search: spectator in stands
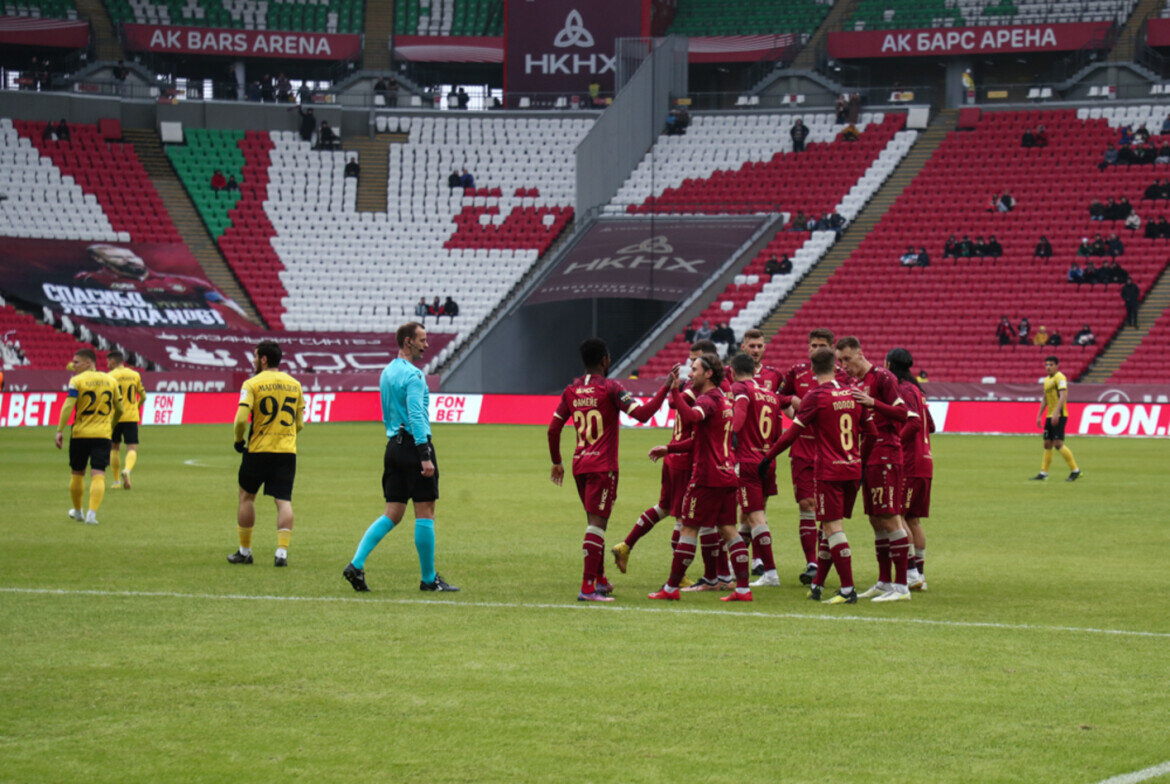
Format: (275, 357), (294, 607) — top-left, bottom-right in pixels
(1083, 260), (1099, 283)
(972, 236), (988, 258)
(277, 73), (292, 103)
(1074, 325), (1096, 347)
(1103, 198), (1120, 221)
(460, 168), (475, 189)
(297, 106), (316, 143)
(345, 157), (360, 179)
(1105, 259), (1128, 283)
(226, 174), (239, 191)
(943, 234), (959, 258)
(1046, 330), (1063, 346)
(827, 212), (846, 233)
(1067, 262), (1083, 284)
(298, 81), (313, 104)
(916, 247), (930, 267)
(957, 235), (976, 258)
(447, 170), (462, 190)
(1032, 325), (1050, 346)
(247, 81), (262, 102)
(1120, 125), (1134, 146)
(684, 324), (696, 343)
(431, 296), (442, 316)
(1077, 237), (1092, 257)
(1021, 127), (1036, 148)
(915, 368), (929, 384)
(1134, 124), (1150, 145)
(900, 247), (919, 267)
(374, 77), (390, 101)
(317, 121), (339, 151)
(1089, 198), (1105, 220)
(1106, 233), (1124, 257)
(210, 170), (227, 192)
(695, 321), (713, 341)
(790, 211), (808, 231)
(835, 94), (848, 123)
(839, 123), (861, 142)
(764, 254), (791, 276)
(442, 296), (459, 322)
(996, 316), (1015, 347)
(992, 191), (1014, 212)
(713, 322), (736, 346)
(848, 93), (861, 124)
(415, 297), (428, 318)
(1122, 277), (1141, 327)
(1143, 181), (1163, 201)
(1018, 317), (1032, 344)
(1034, 235), (1053, 258)
(1089, 234), (1107, 256)
(1162, 115), (1170, 134)
(1035, 125), (1049, 147)
(41, 123), (56, 142)
(1099, 144), (1118, 171)
(1126, 210), (1141, 233)
(985, 235), (1003, 259)
(1158, 145), (1170, 166)
(812, 213), (833, 232)
(790, 118), (809, 153)
(1117, 143), (1136, 166)
(55, 119), (69, 141)
(1148, 214), (1170, 238)
(1156, 179), (1170, 200)
(1118, 196), (1134, 219)
(113, 60), (128, 84)
(457, 87), (470, 109)
(260, 74), (275, 103)
(1136, 144), (1156, 166)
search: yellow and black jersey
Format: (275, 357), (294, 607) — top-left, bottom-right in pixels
(238, 370), (304, 454)
(109, 366), (145, 424)
(1043, 371), (1069, 417)
(67, 370), (123, 439)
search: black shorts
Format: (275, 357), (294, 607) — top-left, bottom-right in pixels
(1043, 415), (1068, 441)
(238, 452), (297, 501)
(111, 422), (139, 446)
(383, 435), (439, 504)
(69, 437), (111, 472)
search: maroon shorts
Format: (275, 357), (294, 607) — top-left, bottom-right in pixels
(790, 456), (816, 503)
(679, 483), (737, 528)
(658, 462), (689, 519)
(815, 478), (860, 523)
(863, 462), (904, 516)
(902, 476), (931, 519)
(575, 471), (618, 519)
(738, 462), (776, 515)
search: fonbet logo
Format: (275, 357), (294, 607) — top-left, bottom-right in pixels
(1096, 388), (1131, 402)
(562, 235), (704, 274)
(554, 10), (594, 48)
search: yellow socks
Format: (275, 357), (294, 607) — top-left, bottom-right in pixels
(277, 529), (291, 550)
(1041, 448), (1054, 473)
(1058, 446), (1078, 471)
(125, 450), (138, 473)
(70, 475), (84, 509)
(88, 475), (105, 511)
(238, 525), (253, 552)
(110, 450), (121, 480)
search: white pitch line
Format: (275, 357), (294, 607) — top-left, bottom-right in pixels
(1091, 760), (1170, 784)
(182, 459), (211, 467)
(2, 586), (1169, 640)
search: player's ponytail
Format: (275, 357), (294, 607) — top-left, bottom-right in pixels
(885, 347), (919, 389)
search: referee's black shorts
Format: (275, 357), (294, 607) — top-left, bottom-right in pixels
(1043, 415), (1068, 441)
(383, 434), (439, 504)
(112, 422), (139, 445)
(238, 451), (297, 501)
(69, 437), (111, 472)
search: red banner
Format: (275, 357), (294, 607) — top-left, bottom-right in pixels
(687, 34), (796, 63)
(0, 15), (89, 48)
(123, 23), (361, 60)
(393, 35), (504, 63)
(827, 22), (1114, 59)
(1148, 18), (1170, 47)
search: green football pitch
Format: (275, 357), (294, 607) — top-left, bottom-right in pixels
(1, 424), (1168, 784)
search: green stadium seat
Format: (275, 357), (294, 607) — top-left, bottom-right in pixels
(167, 128), (245, 239)
(102, 0), (362, 35)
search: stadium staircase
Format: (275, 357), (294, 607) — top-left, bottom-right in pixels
(790, 0), (863, 70)
(123, 128), (263, 326)
(757, 109), (957, 341)
(1081, 265), (1170, 380)
(1109, 0), (1166, 62)
(341, 136), (390, 213)
(75, 0), (124, 61)
(363, 0), (394, 69)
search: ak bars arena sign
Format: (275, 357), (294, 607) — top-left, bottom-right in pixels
(123, 24), (361, 60)
(827, 21), (1113, 59)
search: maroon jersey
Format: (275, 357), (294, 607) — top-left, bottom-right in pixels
(732, 379), (783, 465)
(677, 387), (738, 487)
(856, 365), (906, 465)
(898, 379), (934, 478)
(664, 384), (697, 474)
(551, 374), (636, 475)
(791, 381), (864, 482)
(781, 360), (853, 462)
(753, 363), (784, 393)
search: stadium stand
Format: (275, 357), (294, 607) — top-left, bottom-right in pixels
(0, 303), (104, 370)
(849, 0), (1137, 29)
(1111, 308), (1170, 380)
(103, 0), (363, 34)
(2, 0), (77, 18)
(166, 129), (245, 239)
(13, 120), (181, 244)
(0, 119), (122, 241)
(760, 108), (1170, 383)
(668, 0), (833, 36)
(393, 0), (502, 36)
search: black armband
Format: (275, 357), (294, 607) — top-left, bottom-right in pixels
(416, 441), (434, 462)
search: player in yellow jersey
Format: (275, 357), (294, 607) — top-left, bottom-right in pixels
(54, 348), (124, 524)
(1031, 355), (1081, 482)
(106, 351), (145, 490)
(228, 340), (305, 567)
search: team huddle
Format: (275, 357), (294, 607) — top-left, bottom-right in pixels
(547, 329), (934, 605)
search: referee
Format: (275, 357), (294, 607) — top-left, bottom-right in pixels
(344, 322), (459, 592)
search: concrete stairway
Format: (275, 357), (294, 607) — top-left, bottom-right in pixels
(123, 128), (264, 327)
(790, 0), (862, 70)
(1108, 0), (1166, 62)
(341, 135), (397, 213)
(757, 109), (958, 340)
(74, 0), (124, 62)
(363, 0), (394, 70)
(1079, 266), (1170, 380)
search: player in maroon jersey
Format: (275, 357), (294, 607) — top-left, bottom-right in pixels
(647, 353), (753, 602)
(759, 347), (864, 604)
(836, 336), (915, 603)
(739, 329), (784, 393)
(779, 327), (852, 584)
(888, 348), (934, 591)
(548, 338), (674, 602)
(727, 352), (790, 587)
(614, 340), (717, 583)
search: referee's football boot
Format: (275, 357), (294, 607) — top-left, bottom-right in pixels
(1066, 469), (1082, 482)
(420, 573), (460, 592)
(824, 589), (858, 605)
(342, 563), (370, 592)
(226, 550), (253, 564)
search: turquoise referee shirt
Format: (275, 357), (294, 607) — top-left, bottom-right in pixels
(380, 358), (431, 443)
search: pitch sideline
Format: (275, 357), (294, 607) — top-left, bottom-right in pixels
(1090, 761), (1170, 784)
(2, 586), (1169, 640)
